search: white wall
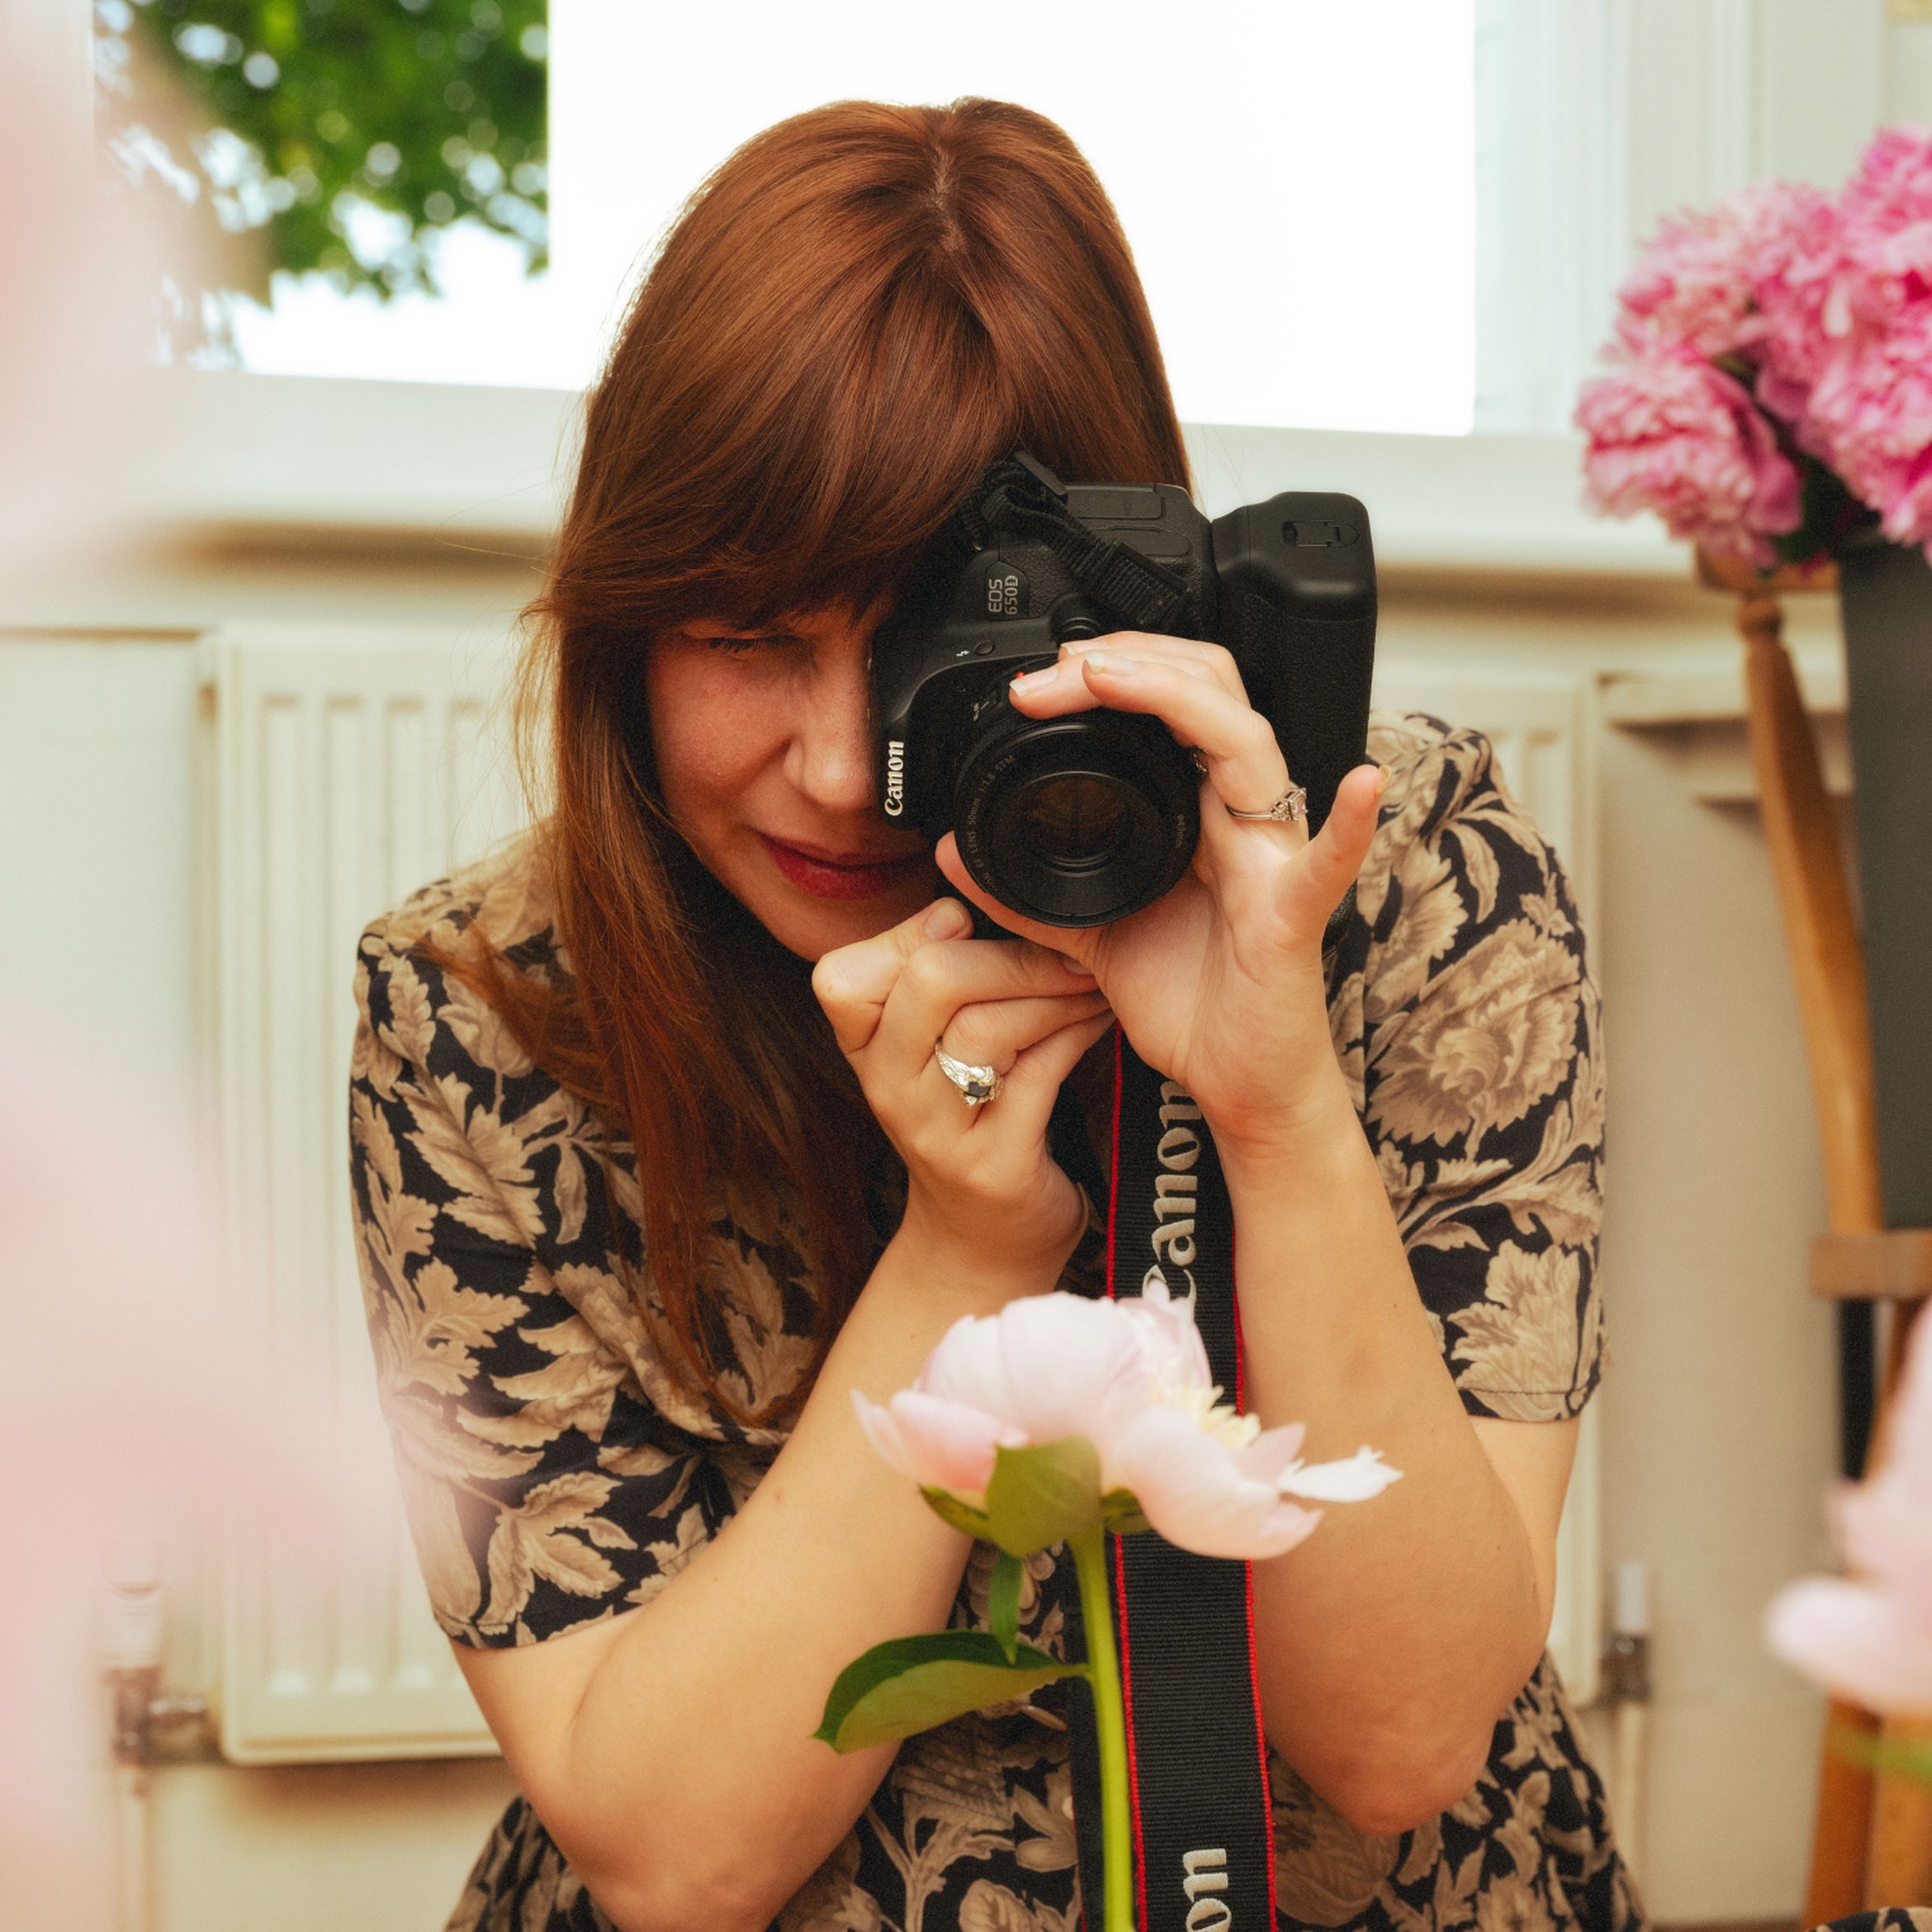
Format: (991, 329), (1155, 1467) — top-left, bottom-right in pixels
(0, 635), (201, 1086)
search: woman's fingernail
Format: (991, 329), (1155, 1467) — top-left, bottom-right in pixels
(1374, 763), (1390, 798)
(925, 899), (970, 940)
(1057, 951), (1095, 977)
(1086, 651), (1137, 675)
(1011, 664), (1058, 693)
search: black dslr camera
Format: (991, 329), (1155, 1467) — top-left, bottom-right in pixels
(869, 454), (1377, 928)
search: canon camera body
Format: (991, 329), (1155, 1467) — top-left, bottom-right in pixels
(869, 453), (1378, 928)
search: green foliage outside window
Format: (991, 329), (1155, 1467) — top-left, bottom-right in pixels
(92, 0), (547, 361)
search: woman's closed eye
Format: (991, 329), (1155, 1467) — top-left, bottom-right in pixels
(704, 632), (800, 656)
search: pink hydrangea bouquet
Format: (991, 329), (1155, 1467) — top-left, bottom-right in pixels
(816, 1284), (1399, 1932)
(1577, 126), (1932, 571)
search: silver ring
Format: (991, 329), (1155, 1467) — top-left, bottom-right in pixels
(1224, 785), (1308, 824)
(934, 1039), (1003, 1107)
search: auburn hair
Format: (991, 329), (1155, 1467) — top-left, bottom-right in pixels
(443, 97), (1193, 1425)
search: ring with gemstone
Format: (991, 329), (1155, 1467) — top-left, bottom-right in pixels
(934, 1039), (1004, 1107)
(1224, 785), (1308, 824)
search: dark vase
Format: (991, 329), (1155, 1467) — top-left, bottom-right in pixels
(1835, 526), (1932, 1229)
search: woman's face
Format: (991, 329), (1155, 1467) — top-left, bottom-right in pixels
(643, 594), (940, 961)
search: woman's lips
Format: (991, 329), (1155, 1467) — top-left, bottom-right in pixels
(759, 835), (934, 901)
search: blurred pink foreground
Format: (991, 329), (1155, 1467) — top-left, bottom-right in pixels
(0, 36), (380, 1931)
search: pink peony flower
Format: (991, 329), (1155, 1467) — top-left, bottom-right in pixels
(1749, 192), (1848, 429)
(1754, 126), (1932, 554)
(1584, 130), (1932, 561)
(1613, 181), (1832, 362)
(1575, 350), (1802, 567)
(1836, 125), (1932, 329)
(1814, 124), (1932, 548)
(1802, 308), (1932, 550)
(1767, 1309), (1932, 1714)
(854, 1285), (1399, 1561)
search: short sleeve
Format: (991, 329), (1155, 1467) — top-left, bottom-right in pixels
(1349, 718), (1606, 1423)
(348, 913), (735, 1647)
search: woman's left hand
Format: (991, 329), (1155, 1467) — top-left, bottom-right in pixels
(934, 633), (1385, 1164)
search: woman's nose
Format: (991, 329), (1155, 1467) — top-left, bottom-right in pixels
(789, 655), (878, 814)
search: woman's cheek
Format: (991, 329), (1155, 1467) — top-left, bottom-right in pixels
(646, 652), (784, 805)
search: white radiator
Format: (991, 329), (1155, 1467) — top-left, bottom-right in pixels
(201, 622), (520, 1761)
(198, 632), (1603, 1762)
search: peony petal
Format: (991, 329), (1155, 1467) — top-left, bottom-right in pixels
(1108, 1406), (1316, 1560)
(856, 1388), (1018, 1499)
(1118, 1287), (1214, 1391)
(1229, 1423), (1308, 1487)
(1767, 1576), (1932, 1716)
(852, 1390), (920, 1484)
(917, 1309), (1008, 1405)
(993, 1295), (1148, 1448)
(1277, 1447), (1404, 1503)
(1836, 1475), (1932, 1603)
(1250, 1499), (1326, 1560)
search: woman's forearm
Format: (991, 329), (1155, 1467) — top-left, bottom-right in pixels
(471, 1229), (1063, 1932)
(1219, 1071), (1548, 1833)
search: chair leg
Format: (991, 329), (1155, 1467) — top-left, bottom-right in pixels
(1810, 1699), (1879, 1925)
(1870, 1720), (1932, 1910)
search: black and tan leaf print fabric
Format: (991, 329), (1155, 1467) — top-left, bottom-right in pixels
(1328, 711), (1610, 1427)
(348, 710), (1638, 1932)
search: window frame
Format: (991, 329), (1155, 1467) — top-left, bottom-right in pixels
(73, 0), (1893, 575)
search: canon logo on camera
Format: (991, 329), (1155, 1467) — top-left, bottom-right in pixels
(883, 740), (907, 817)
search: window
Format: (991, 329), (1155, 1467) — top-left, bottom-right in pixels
(117, 0), (1476, 437)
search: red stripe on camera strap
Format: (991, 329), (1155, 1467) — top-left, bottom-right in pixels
(1063, 1028), (1277, 1932)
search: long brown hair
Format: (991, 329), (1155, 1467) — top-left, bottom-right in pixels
(448, 97), (1192, 1424)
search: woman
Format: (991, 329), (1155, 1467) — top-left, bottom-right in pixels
(348, 97), (1636, 1932)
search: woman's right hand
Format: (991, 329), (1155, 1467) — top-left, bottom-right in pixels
(812, 897), (1115, 1282)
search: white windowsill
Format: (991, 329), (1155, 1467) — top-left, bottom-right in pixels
(135, 371), (1686, 580)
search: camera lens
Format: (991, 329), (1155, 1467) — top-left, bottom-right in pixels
(953, 708), (1199, 927)
(1011, 772), (1131, 871)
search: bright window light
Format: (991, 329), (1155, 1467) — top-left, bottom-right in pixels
(229, 0), (1475, 436)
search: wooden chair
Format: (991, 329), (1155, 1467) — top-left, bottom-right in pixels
(1697, 550), (1932, 1918)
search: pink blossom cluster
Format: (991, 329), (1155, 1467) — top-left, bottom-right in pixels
(1575, 351), (1801, 566)
(1577, 128), (1932, 566)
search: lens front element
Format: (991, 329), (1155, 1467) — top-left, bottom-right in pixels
(1011, 772), (1131, 872)
(954, 710), (1199, 927)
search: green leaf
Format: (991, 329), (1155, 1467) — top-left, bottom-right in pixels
(982, 1437), (1104, 1556)
(920, 1487), (993, 1540)
(1101, 1489), (1151, 1537)
(988, 1550), (1024, 1662)
(813, 1631), (1084, 1753)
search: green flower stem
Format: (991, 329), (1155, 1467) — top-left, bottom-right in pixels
(1071, 1523), (1134, 1932)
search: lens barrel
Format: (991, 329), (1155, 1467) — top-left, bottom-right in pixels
(952, 702), (1199, 926)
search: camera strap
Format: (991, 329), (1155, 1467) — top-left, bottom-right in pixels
(958, 457), (1194, 637)
(1052, 1029), (1276, 1932)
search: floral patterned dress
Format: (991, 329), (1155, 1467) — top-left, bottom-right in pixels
(348, 708), (1642, 1932)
